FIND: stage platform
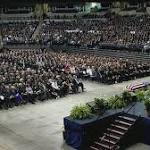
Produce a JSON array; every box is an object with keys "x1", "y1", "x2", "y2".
[{"x1": 64, "y1": 102, "x2": 150, "y2": 150}]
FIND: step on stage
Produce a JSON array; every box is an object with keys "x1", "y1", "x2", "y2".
[{"x1": 63, "y1": 102, "x2": 150, "y2": 150}]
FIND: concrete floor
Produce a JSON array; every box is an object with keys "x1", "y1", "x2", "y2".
[{"x1": 0, "y1": 77, "x2": 150, "y2": 150}]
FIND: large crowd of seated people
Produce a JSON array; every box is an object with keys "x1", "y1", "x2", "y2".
[
  {"x1": 1, "y1": 14, "x2": 150, "y2": 51},
  {"x1": 0, "y1": 48, "x2": 84, "y2": 109},
  {"x1": 45, "y1": 51, "x2": 150, "y2": 84},
  {"x1": 39, "y1": 14, "x2": 150, "y2": 50},
  {"x1": 0, "y1": 48, "x2": 150, "y2": 109},
  {"x1": 1, "y1": 21, "x2": 38, "y2": 44}
]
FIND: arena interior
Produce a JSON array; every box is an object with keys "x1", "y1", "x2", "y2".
[{"x1": 0, "y1": 0, "x2": 150, "y2": 150}]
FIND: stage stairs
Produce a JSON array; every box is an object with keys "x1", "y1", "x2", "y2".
[{"x1": 90, "y1": 113, "x2": 139, "y2": 150}]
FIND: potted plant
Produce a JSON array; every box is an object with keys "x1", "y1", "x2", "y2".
[
  {"x1": 94, "y1": 98, "x2": 107, "y2": 109},
  {"x1": 94, "y1": 98, "x2": 107, "y2": 114},
  {"x1": 70, "y1": 104, "x2": 92, "y2": 120},
  {"x1": 144, "y1": 99, "x2": 150, "y2": 116},
  {"x1": 135, "y1": 90, "x2": 146, "y2": 102},
  {"x1": 122, "y1": 91, "x2": 133, "y2": 104},
  {"x1": 145, "y1": 89, "x2": 150, "y2": 98},
  {"x1": 108, "y1": 95, "x2": 126, "y2": 109}
]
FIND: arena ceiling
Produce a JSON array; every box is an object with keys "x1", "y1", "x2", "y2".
[
  {"x1": 0, "y1": 0, "x2": 148, "y2": 7},
  {"x1": 0, "y1": 0, "x2": 148, "y2": 5}
]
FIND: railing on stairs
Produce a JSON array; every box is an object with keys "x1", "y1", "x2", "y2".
[
  {"x1": 109, "y1": 102, "x2": 139, "y2": 150},
  {"x1": 90, "y1": 102, "x2": 140, "y2": 150},
  {"x1": 114, "y1": 102, "x2": 138, "y2": 149}
]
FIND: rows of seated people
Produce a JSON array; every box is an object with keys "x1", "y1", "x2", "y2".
[
  {"x1": 1, "y1": 14, "x2": 150, "y2": 51},
  {"x1": 0, "y1": 47, "x2": 149, "y2": 89},
  {"x1": 0, "y1": 49, "x2": 84, "y2": 109},
  {"x1": 1, "y1": 21, "x2": 38, "y2": 44},
  {"x1": 39, "y1": 14, "x2": 150, "y2": 50},
  {"x1": 0, "y1": 48, "x2": 150, "y2": 109},
  {"x1": 45, "y1": 51, "x2": 150, "y2": 84}
]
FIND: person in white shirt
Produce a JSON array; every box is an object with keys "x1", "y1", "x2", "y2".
[
  {"x1": 86, "y1": 66, "x2": 93, "y2": 76},
  {"x1": 51, "y1": 79, "x2": 59, "y2": 90},
  {"x1": 25, "y1": 84, "x2": 35, "y2": 104},
  {"x1": 26, "y1": 85, "x2": 33, "y2": 94},
  {"x1": 50, "y1": 79, "x2": 61, "y2": 97}
]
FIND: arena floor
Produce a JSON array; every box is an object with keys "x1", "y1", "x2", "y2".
[{"x1": 0, "y1": 77, "x2": 150, "y2": 150}]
